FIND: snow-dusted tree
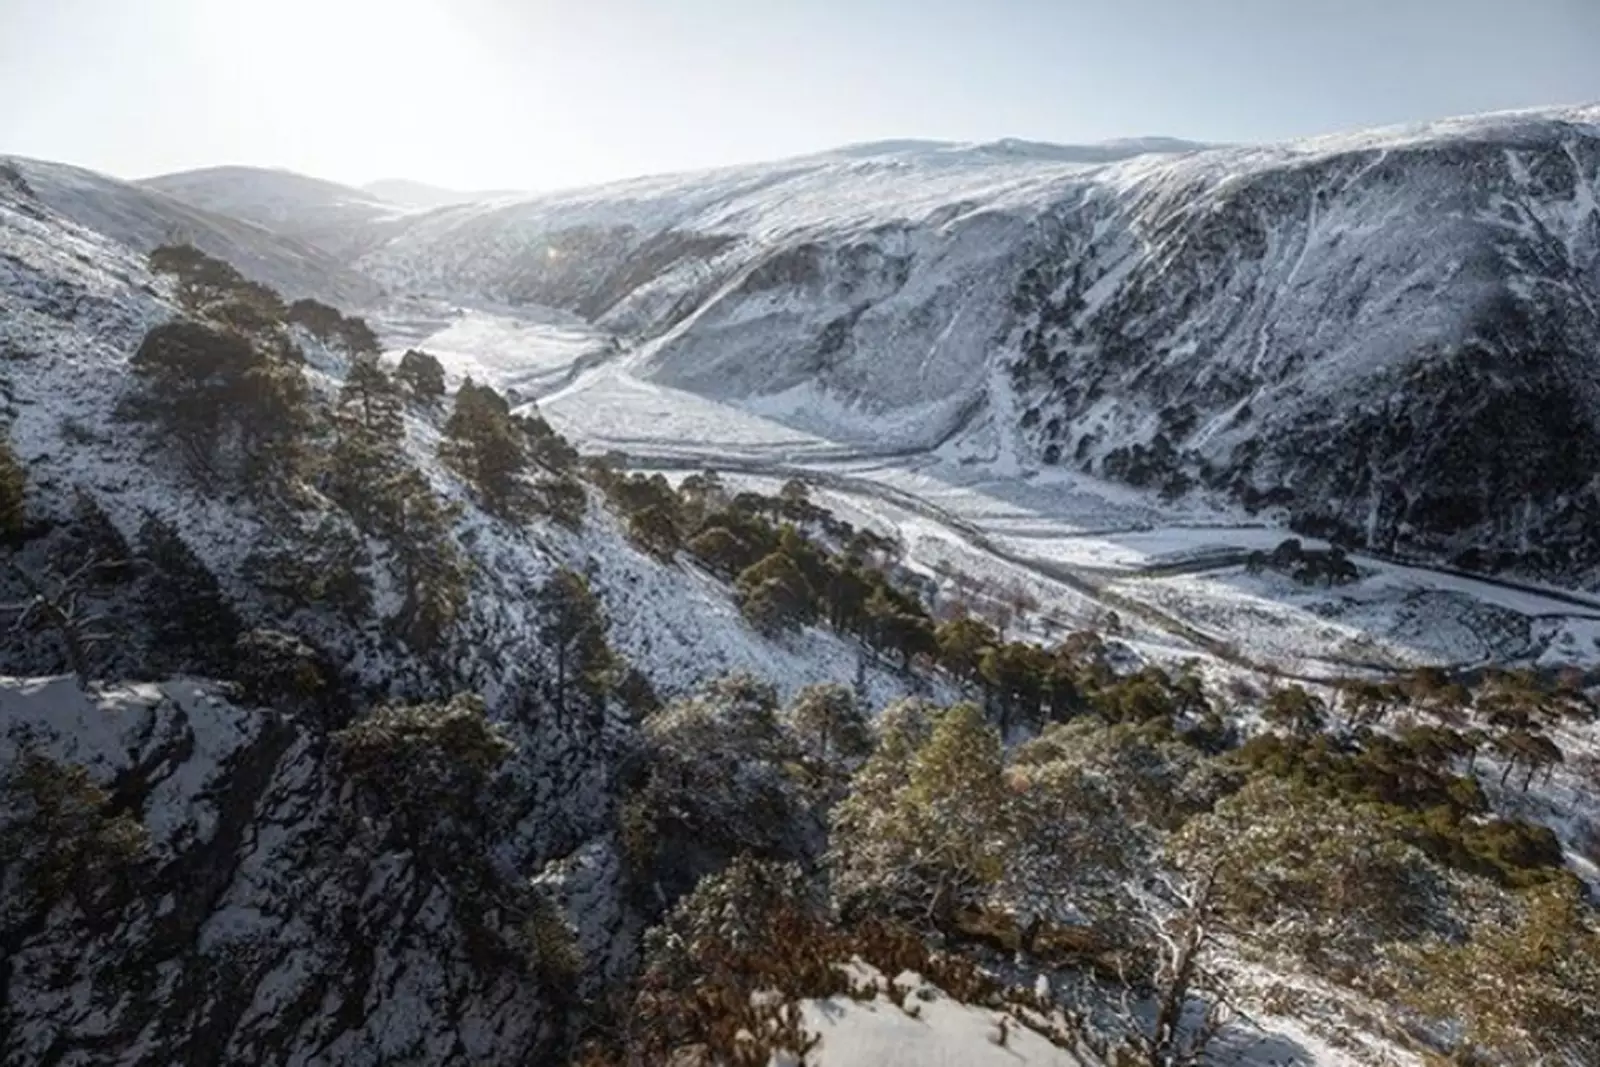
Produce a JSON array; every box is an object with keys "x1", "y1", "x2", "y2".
[
  {"x1": 533, "y1": 474, "x2": 587, "y2": 529},
  {"x1": 625, "y1": 675, "x2": 810, "y2": 897},
  {"x1": 535, "y1": 567, "x2": 615, "y2": 724},
  {"x1": 979, "y1": 640, "x2": 1052, "y2": 733},
  {"x1": 1340, "y1": 678, "x2": 1404, "y2": 726},
  {"x1": 286, "y1": 297, "x2": 349, "y2": 346},
  {"x1": 338, "y1": 352, "x2": 405, "y2": 443},
  {"x1": 1002, "y1": 748, "x2": 1146, "y2": 939},
  {"x1": 1171, "y1": 776, "x2": 1442, "y2": 972},
  {"x1": 736, "y1": 551, "x2": 815, "y2": 634},
  {"x1": 783, "y1": 683, "x2": 872, "y2": 778},
  {"x1": 830, "y1": 702, "x2": 1012, "y2": 927},
  {"x1": 1261, "y1": 684, "x2": 1327, "y2": 738},
  {"x1": 148, "y1": 243, "x2": 251, "y2": 311},
  {"x1": 675, "y1": 469, "x2": 726, "y2": 530},
  {"x1": 395, "y1": 348, "x2": 447, "y2": 404},
  {"x1": 377, "y1": 469, "x2": 468, "y2": 653},
  {"x1": 864, "y1": 587, "x2": 935, "y2": 671},
  {"x1": 125, "y1": 320, "x2": 254, "y2": 476},
  {"x1": 1396, "y1": 879, "x2": 1600, "y2": 1066},
  {"x1": 626, "y1": 503, "x2": 680, "y2": 560},
  {"x1": 0, "y1": 751, "x2": 149, "y2": 920},
  {"x1": 339, "y1": 315, "x2": 381, "y2": 356},
  {"x1": 334, "y1": 693, "x2": 512, "y2": 847},
  {"x1": 441, "y1": 379, "x2": 529, "y2": 517},
  {"x1": 685, "y1": 526, "x2": 748, "y2": 580},
  {"x1": 125, "y1": 318, "x2": 311, "y2": 487},
  {"x1": 936, "y1": 615, "x2": 998, "y2": 686},
  {"x1": 327, "y1": 352, "x2": 407, "y2": 527}
]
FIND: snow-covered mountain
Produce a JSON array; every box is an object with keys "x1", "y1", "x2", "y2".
[
  {"x1": 8, "y1": 111, "x2": 1600, "y2": 1067},
  {"x1": 0, "y1": 157, "x2": 383, "y2": 305},
  {"x1": 139, "y1": 164, "x2": 404, "y2": 252},
  {"x1": 302, "y1": 108, "x2": 1598, "y2": 580},
  {"x1": 362, "y1": 177, "x2": 526, "y2": 210}
]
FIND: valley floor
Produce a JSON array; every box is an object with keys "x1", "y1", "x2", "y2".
[{"x1": 374, "y1": 297, "x2": 1600, "y2": 682}]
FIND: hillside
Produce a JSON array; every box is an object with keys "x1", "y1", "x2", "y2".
[
  {"x1": 0, "y1": 171, "x2": 941, "y2": 1063},
  {"x1": 1, "y1": 157, "x2": 382, "y2": 306},
  {"x1": 363, "y1": 178, "x2": 527, "y2": 210},
  {"x1": 295, "y1": 108, "x2": 1600, "y2": 580},
  {"x1": 139, "y1": 164, "x2": 405, "y2": 257},
  {"x1": 5, "y1": 111, "x2": 1600, "y2": 1067}
]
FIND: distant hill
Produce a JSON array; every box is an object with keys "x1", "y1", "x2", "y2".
[{"x1": 362, "y1": 178, "x2": 525, "y2": 209}]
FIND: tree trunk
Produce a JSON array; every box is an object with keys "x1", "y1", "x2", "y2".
[{"x1": 1151, "y1": 921, "x2": 1205, "y2": 1067}]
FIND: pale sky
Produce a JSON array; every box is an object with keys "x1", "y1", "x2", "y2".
[{"x1": 3, "y1": 0, "x2": 1598, "y2": 192}]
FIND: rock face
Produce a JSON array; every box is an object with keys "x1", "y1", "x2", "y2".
[
  {"x1": 1003, "y1": 112, "x2": 1600, "y2": 577},
  {"x1": 0, "y1": 678, "x2": 570, "y2": 1065}
]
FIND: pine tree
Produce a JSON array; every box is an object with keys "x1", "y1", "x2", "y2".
[
  {"x1": 126, "y1": 320, "x2": 254, "y2": 475},
  {"x1": 784, "y1": 683, "x2": 872, "y2": 774},
  {"x1": 149, "y1": 244, "x2": 251, "y2": 310},
  {"x1": 864, "y1": 588, "x2": 935, "y2": 670},
  {"x1": 533, "y1": 475, "x2": 587, "y2": 529},
  {"x1": 234, "y1": 347, "x2": 313, "y2": 486},
  {"x1": 979, "y1": 641, "x2": 1051, "y2": 734},
  {"x1": 328, "y1": 353, "x2": 408, "y2": 525},
  {"x1": 830, "y1": 702, "x2": 1011, "y2": 926},
  {"x1": 936, "y1": 616, "x2": 998, "y2": 685},
  {"x1": 126, "y1": 318, "x2": 312, "y2": 487},
  {"x1": 339, "y1": 353, "x2": 406, "y2": 443},
  {"x1": 380, "y1": 470, "x2": 468, "y2": 653},
  {"x1": 339, "y1": 316, "x2": 381, "y2": 356},
  {"x1": 735, "y1": 552, "x2": 815, "y2": 634},
  {"x1": 285, "y1": 298, "x2": 347, "y2": 343},
  {"x1": 687, "y1": 527, "x2": 752, "y2": 580},
  {"x1": 627, "y1": 503, "x2": 680, "y2": 559},
  {"x1": 1398, "y1": 880, "x2": 1600, "y2": 1064},
  {"x1": 1262, "y1": 685, "x2": 1327, "y2": 739},
  {"x1": 536, "y1": 568, "x2": 616, "y2": 723},
  {"x1": 333, "y1": 693, "x2": 513, "y2": 844},
  {"x1": 441, "y1": 379, "x2": 528, "y2": 517},
  {"x1": 395, "y1": 348, "x2": 447, "y2": 404}
]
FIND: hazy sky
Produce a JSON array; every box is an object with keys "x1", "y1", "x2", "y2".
[{"x1": 4, "y1": 0, "x2": 1598, "y2": 191}]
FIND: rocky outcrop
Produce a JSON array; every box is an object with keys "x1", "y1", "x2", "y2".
[{"x1": 0, "y1": 677, "x2": 592, "y2": 1066}]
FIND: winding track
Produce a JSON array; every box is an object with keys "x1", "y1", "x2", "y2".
[{"x1": 403, "y1": 305, "x2": 1600, "y2": 682}]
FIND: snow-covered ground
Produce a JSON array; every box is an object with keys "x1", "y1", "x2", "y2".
[{"x1": 375, "y1": 300, "x2": 1600, "y2": 677}]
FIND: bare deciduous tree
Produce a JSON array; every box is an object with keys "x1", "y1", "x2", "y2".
[{"x1": 2, "y1": 555, "x2": 126, "y2": 686}]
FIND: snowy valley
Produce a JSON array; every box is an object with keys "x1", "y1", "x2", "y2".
[{"x1": 2, "y1": 105, "x2": 1600, "y2": 1067}]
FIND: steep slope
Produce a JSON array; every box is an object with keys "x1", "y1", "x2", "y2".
[
  {"x1": 0, "y1": 157, "x2": 382, "y2": 305},
  {"x1": 349, "y1": 108, "x2": 1600, "y2": 578},
  {"x1": 357, "y1": 138, "x2": 1204, "y2": 448},
  {"x1": 1002, "y1": 106, "x2": 1600, "y2": 576},
  {"x1": 0, "y1": 164, "x2": 929, "y2": 1065}
]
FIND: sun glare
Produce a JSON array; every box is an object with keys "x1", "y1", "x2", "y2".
[{"x1": 193, "y1": 0, "x2": 526, "y2": 186}]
